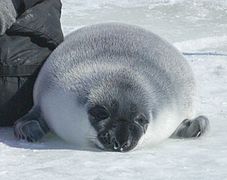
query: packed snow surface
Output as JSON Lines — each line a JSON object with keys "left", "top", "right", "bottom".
{"left": 0, "top": 0, "right": 227, "bottom": 179}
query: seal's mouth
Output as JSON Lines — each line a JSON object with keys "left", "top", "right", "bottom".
{"left": 97, "top": 133, "right": 136, "bottom": 152}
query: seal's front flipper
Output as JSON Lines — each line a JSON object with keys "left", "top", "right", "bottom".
{"left": 170, "top": 116, "right": 209, "bottom": 139}
{"left": 14, "top": 107, "right": 49, "bottom": 142}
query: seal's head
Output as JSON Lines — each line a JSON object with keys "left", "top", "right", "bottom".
{"left": 86, "top": 75, "right": 151, "bottom": 152}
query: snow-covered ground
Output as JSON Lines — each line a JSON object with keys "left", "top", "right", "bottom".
{"left": 0, "top": 0, "right": 227, "bottom": 179}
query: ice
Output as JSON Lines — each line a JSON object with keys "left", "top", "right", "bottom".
{"left": 174, "top": 36, "right": 227, "bottom": 53}
{"left": 1, "top": 0, "right": 227, "bottom": 179}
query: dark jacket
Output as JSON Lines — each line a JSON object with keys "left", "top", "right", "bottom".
{"left": 0, "top": 0, "right": 64, "bottom": 126}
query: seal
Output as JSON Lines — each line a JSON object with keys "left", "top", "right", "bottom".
{"left": 14, "top": 23, "right": 209, "bottom": 152}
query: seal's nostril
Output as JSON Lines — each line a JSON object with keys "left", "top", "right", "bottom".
{"left": 121, "top": 142, "right": 129, "bottom": 150}
{"left": 112, "top": 138, "right": 120, "bottom": 150}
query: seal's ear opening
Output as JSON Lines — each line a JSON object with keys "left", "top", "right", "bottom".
{"left": 88, "top": 105, "right": 110, "bottom": 121}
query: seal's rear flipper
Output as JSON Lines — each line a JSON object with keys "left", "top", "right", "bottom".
{"left": 14, "top": 107, "right": 49, "bottom": 142}
{"left": 170, "top": 116, "right": 209, "bottom": 139}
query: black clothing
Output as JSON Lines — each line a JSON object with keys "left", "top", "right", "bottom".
{"left": 0, "top": 0, "right": 64, "bottom": 126}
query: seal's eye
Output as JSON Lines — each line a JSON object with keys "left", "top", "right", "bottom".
{"left": 134, "top": 114, "right": 149, "bottom": 132}
{"left": 88, "top": 105, "right": 110, "bottom": 121}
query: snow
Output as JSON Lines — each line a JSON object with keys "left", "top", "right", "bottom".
{"left": 0, "top": 0, "right": 227, "bottom": 179}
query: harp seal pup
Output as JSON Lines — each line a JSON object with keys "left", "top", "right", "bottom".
{"left": 14, "top": 23, "right": 209, "bottom": 152}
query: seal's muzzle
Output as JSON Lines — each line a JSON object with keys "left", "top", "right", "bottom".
{"left": 98, "top": 120, "right": 144, "bottom": 152}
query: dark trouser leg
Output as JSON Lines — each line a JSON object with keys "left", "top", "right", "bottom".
{"left": 0, "top": 76, "right": 35, "bottom": 126}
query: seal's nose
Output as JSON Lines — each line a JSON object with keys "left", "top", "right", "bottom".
{"left": 111, "top": 137, "right": 130, "bottom": 152}
{"left": 98, "top": 131, "right": 131, "bottom": 152}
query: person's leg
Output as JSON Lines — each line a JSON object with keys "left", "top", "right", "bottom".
{"left": 0, "top": 76, "right": 35, "bottom": 126}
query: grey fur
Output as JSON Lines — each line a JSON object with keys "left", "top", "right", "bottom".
{"left": 0, "top": 0, "right": 17, "bottom": 35}
{"left": 14, "top": 23, "right": 208, "bottom": 149}
{"left": 35, "top": 23, "right": 195, "bottom": 113}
